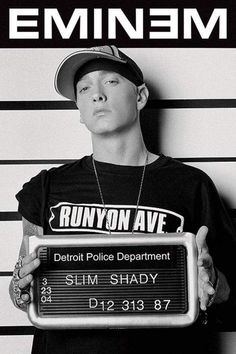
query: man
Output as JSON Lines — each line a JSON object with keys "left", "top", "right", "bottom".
{"left": 9, "top": 45, "right": 236, "bottom": 353}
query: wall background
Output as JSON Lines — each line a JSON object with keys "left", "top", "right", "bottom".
{"left": 0, "top": 46, "right": 235, "bottom": 353}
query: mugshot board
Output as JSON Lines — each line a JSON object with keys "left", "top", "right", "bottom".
{"left": 0, "top": 1, "right": 236, "bottom": 353}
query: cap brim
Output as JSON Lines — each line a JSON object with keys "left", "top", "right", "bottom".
{"left": 54, "top": 50, "right": 126, "bottom": 101}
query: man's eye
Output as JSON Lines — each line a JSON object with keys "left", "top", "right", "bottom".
{"left": 79, "top": 86, "right": 89, "bottom": 93}
{"left": 106, "top": 79, "right": 118, "bottom": 85}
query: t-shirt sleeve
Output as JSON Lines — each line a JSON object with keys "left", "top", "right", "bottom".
{"left": 15, "top": 169, "right": 48, "bottom": 227}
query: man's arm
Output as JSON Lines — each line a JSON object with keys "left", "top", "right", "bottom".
{"left": 9, "top": 217, "right": 42, "bottom": 312}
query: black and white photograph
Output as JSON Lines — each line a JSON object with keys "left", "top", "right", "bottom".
{"left": 1, "top": 1, "right": 236, "bottom": 353}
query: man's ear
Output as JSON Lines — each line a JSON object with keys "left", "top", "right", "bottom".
{"left": 136, "top": 84, "right": 149, "bottom": 111}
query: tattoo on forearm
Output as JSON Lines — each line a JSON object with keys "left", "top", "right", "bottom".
{"left": 9, "top": 218, "right": 43, "bottom": 311}
{"left": 22, "top": 218, "right": 43, "bottom": 237}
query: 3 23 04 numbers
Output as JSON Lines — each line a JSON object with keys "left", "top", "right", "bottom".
{"left": 40, "top": 278, "right": 52, "bottom": 303}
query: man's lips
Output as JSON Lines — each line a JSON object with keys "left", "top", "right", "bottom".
{"left": 93, "top": 108, "right": 111, "bottom": 116}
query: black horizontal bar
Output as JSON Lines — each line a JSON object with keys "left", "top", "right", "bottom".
{"left": 149, "top": 99, "right": 236, "bottom": 109}
{"left": 0, "top": 159, "right": 74, "bottom": 165}
{"left": 0, "top": 212, "right": 22, "bottom": 221}
{"left": 1, "top": 271, "right": 12, "bottom": 276}
{"left": 0, "top": 101, "right": 75, "bottom": 110}
{"left": 0, "top": 326, "right": 35, "bottom": 336}
{"left": 0, "top": 157, "right": 236, "bottom": 165}
{"left": 0, "top": 99, "right": 236, "bottom": 111}
{"left": 178, "top": 157, "right": 236, "bottom": 163}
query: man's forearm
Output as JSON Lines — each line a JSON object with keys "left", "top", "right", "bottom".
{"left": 9, "top": 217, "right": 43, "bottom": 312}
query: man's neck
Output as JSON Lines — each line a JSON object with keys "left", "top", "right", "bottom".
{"left": 91, "top": 130, "right": 155, "bottom": 166}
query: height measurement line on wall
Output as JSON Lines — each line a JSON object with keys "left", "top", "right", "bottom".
{"left": 0, "top": 100, "right": 236, "bottom": 110}
{"left": 0, "top": 158, "right": 236, "bottom": 165}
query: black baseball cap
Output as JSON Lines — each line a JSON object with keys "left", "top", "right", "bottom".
{"left": 54, "top": 45, "right": 144, "bottom": 102}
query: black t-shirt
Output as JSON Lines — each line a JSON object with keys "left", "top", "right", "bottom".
{"left": 16, "top": 155, "right": 236, "bottom": 353}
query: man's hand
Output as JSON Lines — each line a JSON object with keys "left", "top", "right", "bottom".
{"left": 18, "top": 252, "right": 40, "bottom": 302}
{"left": 196, "top": 226, "right": 216, "bottom": 311}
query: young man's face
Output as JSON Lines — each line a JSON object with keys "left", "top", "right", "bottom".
{"left": 75, "top": 70, "right": 145, "bottom": 136}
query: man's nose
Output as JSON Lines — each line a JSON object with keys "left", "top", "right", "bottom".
{"left": 92, "top": 89, "right": 107, "bottom": 102}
